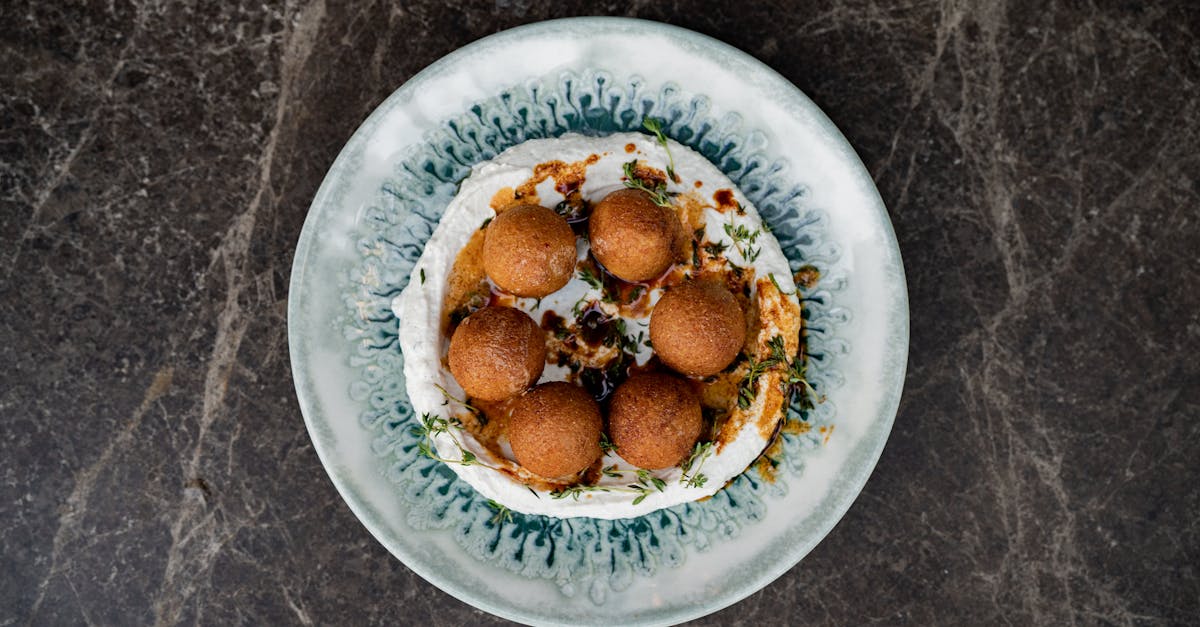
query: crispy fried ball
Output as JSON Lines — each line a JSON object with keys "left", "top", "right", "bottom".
{"left": 588, "top": 188, "right": 682, "bottom": 282}
{"left": 650, "top": 280, "right": 746, "bottom": 376}
{"left": 608, "top": 373, "right": 703, "bottom": 469}
{"left": 447, "top": 306, "right": 545, "bottom": 402}
{"left": 482, "top": 204, "right": 577, "bottom": 297}
{"left": 508, "top": 382, "right": 603, "bottom": 478}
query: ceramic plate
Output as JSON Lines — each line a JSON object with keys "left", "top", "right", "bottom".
{"left": 289, "top": 17, "right": 908, "bottom": 626}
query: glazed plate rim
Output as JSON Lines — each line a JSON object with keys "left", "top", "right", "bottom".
{"left": 288, "top": 16, "right": 908, "bottom": 627}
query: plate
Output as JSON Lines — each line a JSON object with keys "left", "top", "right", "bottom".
{"left": 288, "top": 17, "right": 908, "bottom": 626}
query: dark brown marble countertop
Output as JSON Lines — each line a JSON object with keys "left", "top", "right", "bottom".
{"left": 3, "top": 2, "right": 1198, "bottom": 625}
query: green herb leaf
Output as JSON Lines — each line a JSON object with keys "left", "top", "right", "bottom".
{"left": 768, "top": 272, "right": 794, "bottom": 296}
{"left": 486, "top": 499, "right": 513, "bottom": 524}
{"left": 578, "top": 266, "right": 604, "bottom": 290}
{"left": 642, "top": 117, "right": 677, "bottom": 181}
{"left": 622, "top": 160, "right": 672, "bottom": 207}
{"left": 723, "top": 221, "right": 762, "bottom": 262}
{"left": 680, "top": 441, "right": 715, "bottom": 488}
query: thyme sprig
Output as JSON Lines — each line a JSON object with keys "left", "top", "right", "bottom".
{"left": 572, "top": 296, "right": 591, "bottom": 317}
{"left": 599, "top": 432, "right": 618, "bottom": 454}
{"left": 622, "top": 160, "right": 672, "bottom": 207}
{"left": 486, "top": 499, "right": 513, "bottom": 524}
{"left": 703, "top": 241, "right": 728, "bottom": 258}
{"left": 549, "top": 484, "right": 649, "bottom": 501}
{"left": 736, "top": 335, "right": 789, "bottom": 410}
{"left": 724, "top": 221, "right": 762, "bottom": 262}
{"left": 642, "top": 117, "right": 677, "bottom": 182}
{"left": 413, "top": 413, "right": 496, "bottom": 469}
{"left": 578, "top": 266, "right": 604, "bottom": 290}
{"left": 680, "top": 441, "right": 715, "bottom": 488}
{"left": 768, "top": 272, "right": 794, "bottom": 296}
{"left": 433, "top": 383, "right": 485, "bottom": 426}
{"left": 778, "top": 346, "right": 824, "bottom": 407}
{"left": 592, "top": 466, "right": 668, "bottom": 504}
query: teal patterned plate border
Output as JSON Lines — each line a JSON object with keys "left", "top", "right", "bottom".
{"left": 289, "top": 17, "right": 908, "bottom": 627}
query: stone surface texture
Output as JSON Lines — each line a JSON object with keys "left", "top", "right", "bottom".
{"left": 2, "top": 1, "right": 1198, "bottom": 625}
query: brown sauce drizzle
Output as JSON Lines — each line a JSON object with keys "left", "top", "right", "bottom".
{"left": 490, "top": 186, "right": 528, "bottom": 212}
{"left": 514, "top": 154, "right": 601, "bottom": 204}
{"left": 712, "top": 188, "right": 741, "bottom": 213}
{"left": 441, "top": 229, "right": 491, "bottom": 336}
{"left": 626, "top": 162, "right": 667, "bottom": 188}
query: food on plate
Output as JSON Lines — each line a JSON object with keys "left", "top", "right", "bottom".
{"left": 607, "top": 373, "right": 703, "bottom": 469}
{"left": 650, "top": 280, "right": 747, "bottom": 376}
{"left": 447, "top": 305, "right": 545, "bottom": 401}
{"left": 482, "top": 203, "right": 577, "bottom": 297}
{"left": 588, "top": 188, "right": 683, "bottom": 281}
{"left": 508, "top": 382, "right": 603, "bottom": 478}
{"left": 395, "top": 125, "right": 810, "bottom": 519}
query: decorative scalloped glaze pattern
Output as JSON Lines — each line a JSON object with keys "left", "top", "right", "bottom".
{"left": 341, "top": 70, "right": 849, "bottom": 602}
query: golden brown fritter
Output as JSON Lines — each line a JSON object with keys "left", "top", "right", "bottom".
{"left": 607, "top": 373, "right": 703, "bottom": 469}
{"left": 447, "top": 306, "right": 546, "bottom": 401}
{"left": 650, "top": 280, "right": 746, "bottom": 376}
{"left": 483, "top": 204, "right": 577, "bottom": 297}
{"left": 588, "top": 188, "right": 682, "bottom": 282}
{"left": 508, "top": 382, "right": 603, "bottom": 478}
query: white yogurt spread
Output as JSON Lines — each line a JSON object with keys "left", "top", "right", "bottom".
{"left": 394, "top": 132, "right": 799, "bottom": 519}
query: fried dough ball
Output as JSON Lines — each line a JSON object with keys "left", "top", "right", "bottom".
{"left": 447, "top": 306, "right": 545, "bottom": 402}
{"left": 508, "top": 382, "right": 604, "bottom": 478}
{"left": 588, "top": 188, "right": 682, "bottom": 282}
{"left": 483, "top": 204, "right": 577, "bottom": 297}
{"left": 650, "top": 281, "right": 746, "bottom": 376}
{"left": 608, "top": 373, "right": 703, "bottom": 469}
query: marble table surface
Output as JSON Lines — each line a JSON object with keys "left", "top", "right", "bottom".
{"left": 3, "top": 2, "right": 1198, "bottom": 625}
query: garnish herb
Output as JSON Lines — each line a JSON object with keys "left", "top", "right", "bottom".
{"left": 628, "top": 285, "right": 644, "bottom": 303}
{"left": 486, "top": 499, "right": 513, "bottom": 524}
{"left": 768, "top": 272, "right": 794, "bottom": 296}
{"left": 680, "top": 441, "right": 714, "bottom": 488}
{"left": 550, "top": 484, "right": 646, "bottom": 500}
{"left": 724, "top": 222, "right": 761, "bottom": 262}
{"left": 642, "top": 117, "right": 677, "bottom": 182}
{"left": 622, "top": 160, "right": 672, "bottom": 208}
{"left": 703, "top": 241, "right": 728, "bottom": 257}
{"left": 636, "top": 469, "right": 668, "bottom": 492}
{"left": 553, "top": 466, "right": 667, "bottom": 505}
{"left": 578, "top": 266, "right": 604, "bottom": 290}
{"left": 480, "top": 217, "right": 493, "bottom": 230}
{"left": 550, "top": 485, "right": 594, "bottom": 501}
{"left": 413, "top": 413, "right": 496, "bottom": 469}
{"left": 736, "top": 334, "right": 791, "bottom": 410}
{"left": 420, "top": 269, "right": 425, "bottom": 284}
{"left": 432, "top": 383, "right": 485, "bottom": 426}
{"left": 599, "top": 432, "right": 618, "bottom": 454}
{"left": 778, "top": 343, "right": 824, "bottom": 408}
{"left": 572, "top": 296, "right": 591, "bottom": 317}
